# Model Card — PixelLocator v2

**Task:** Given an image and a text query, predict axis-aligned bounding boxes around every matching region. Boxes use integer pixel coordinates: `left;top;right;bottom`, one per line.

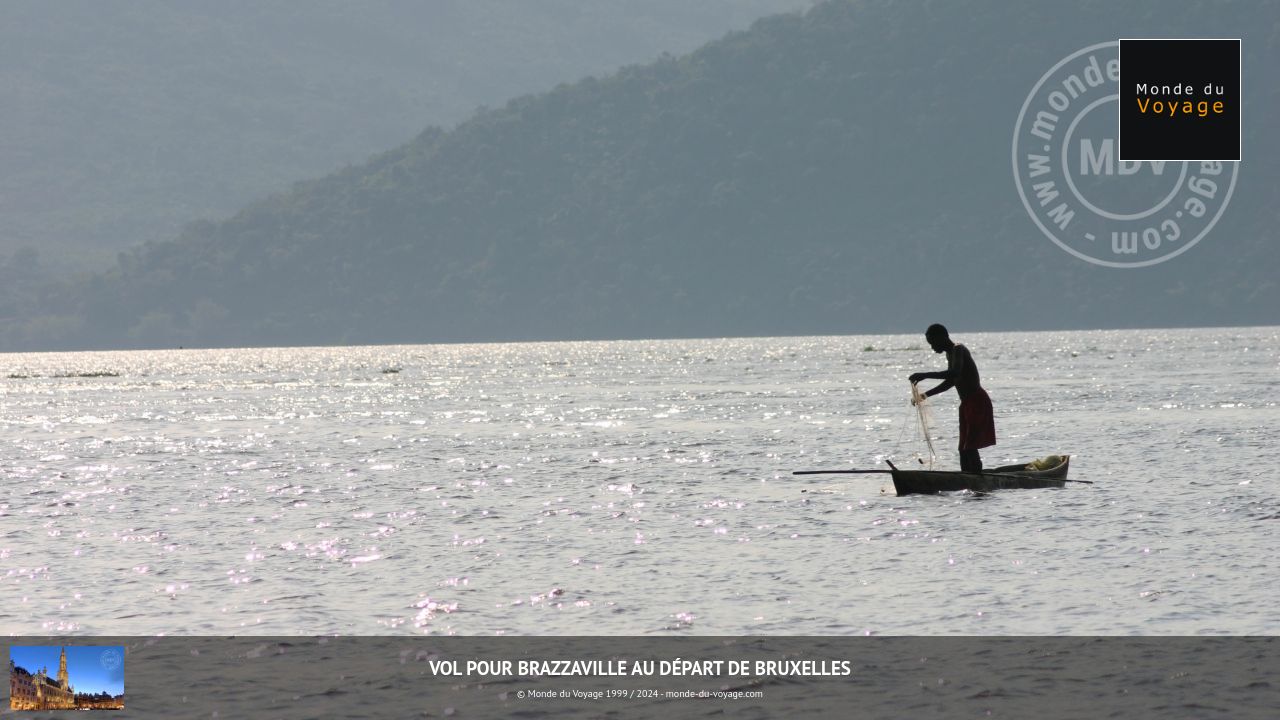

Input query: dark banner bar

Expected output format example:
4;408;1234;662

5;637;1278;718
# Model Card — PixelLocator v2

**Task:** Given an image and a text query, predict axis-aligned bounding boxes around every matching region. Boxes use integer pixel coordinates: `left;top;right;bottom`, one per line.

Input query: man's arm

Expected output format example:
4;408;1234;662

909;371;948;382
924;378;954;398
909;348;966;397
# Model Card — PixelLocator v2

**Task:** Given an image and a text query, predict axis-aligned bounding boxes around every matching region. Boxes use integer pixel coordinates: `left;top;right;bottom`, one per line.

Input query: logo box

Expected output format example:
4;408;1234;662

1119;39;1241;161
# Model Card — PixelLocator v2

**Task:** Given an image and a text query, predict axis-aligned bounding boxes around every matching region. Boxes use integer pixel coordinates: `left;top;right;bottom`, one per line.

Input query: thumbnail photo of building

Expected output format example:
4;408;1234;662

9;646;125;711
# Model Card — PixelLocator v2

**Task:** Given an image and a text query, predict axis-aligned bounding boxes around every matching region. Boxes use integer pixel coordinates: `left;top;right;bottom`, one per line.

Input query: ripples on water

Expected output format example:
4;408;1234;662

1;328;1276;635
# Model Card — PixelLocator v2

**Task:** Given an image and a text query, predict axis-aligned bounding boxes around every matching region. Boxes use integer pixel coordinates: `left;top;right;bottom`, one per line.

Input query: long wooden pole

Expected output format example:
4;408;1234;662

791;469;892;475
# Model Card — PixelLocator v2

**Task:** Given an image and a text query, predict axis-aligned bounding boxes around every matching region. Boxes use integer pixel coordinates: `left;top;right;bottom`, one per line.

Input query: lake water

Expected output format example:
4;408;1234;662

1;327;1276;636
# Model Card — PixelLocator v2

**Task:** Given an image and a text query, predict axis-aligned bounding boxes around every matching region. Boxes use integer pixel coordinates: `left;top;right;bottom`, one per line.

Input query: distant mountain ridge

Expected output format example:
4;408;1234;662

0;0;809;271
2;0;1276;350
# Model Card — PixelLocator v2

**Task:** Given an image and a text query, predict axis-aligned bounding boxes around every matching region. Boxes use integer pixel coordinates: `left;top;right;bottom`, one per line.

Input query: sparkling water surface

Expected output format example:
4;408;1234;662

2;328;1276;635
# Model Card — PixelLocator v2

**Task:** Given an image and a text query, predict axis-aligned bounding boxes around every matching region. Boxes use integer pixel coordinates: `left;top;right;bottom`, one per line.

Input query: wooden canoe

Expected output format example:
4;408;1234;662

889;455;1071;495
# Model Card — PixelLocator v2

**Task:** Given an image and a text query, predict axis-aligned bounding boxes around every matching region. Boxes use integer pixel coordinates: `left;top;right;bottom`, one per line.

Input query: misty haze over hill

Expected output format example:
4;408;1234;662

0;0;810;272
1;0;1276;351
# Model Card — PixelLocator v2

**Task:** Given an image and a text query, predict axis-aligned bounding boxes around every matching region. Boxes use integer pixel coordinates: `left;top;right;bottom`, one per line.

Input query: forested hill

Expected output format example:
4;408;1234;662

0;0;808;272
4;0;1276;350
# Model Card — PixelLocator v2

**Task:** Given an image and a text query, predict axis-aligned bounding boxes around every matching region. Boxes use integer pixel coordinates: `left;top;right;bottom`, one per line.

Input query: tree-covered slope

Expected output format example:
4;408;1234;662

5;0;1276;350
0;0;809;272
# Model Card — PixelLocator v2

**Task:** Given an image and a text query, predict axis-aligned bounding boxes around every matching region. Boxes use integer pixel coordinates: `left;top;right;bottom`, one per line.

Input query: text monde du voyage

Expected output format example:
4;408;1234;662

1135;83;1228;118
427;658;853;677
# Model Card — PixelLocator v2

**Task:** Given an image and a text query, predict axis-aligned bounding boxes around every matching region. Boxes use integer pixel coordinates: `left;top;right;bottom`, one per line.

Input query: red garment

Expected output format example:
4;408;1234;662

958;388;996;451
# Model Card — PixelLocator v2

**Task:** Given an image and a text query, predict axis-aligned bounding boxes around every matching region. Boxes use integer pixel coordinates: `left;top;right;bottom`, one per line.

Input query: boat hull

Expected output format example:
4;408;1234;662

891;456;1070;495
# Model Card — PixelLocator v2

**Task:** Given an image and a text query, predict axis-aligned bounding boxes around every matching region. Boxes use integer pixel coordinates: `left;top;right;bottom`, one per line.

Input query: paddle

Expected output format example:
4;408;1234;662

792;469;892;475
792;459;904;475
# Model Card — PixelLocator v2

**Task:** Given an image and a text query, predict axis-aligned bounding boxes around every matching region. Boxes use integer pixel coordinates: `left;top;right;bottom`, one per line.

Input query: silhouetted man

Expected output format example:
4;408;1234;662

908;324;995;472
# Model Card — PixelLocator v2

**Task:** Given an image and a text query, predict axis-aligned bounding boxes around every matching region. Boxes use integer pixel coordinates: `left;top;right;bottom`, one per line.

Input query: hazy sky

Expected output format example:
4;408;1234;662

9;645;125;695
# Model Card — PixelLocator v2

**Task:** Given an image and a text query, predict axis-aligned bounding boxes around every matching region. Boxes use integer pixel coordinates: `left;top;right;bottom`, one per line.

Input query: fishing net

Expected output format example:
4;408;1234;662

910;382;937;469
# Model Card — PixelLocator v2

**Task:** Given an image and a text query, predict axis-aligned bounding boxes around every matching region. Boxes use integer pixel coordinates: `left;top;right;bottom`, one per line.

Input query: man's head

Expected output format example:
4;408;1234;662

925;323;950;353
